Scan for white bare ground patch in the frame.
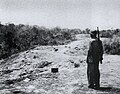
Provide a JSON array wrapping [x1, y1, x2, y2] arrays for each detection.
[[0, 34, 120, 94]]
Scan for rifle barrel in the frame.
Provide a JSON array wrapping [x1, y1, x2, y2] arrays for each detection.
[[97, 27, 100, 39]]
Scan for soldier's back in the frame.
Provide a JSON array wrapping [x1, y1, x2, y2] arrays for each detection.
[[90, 39, 103, 59]]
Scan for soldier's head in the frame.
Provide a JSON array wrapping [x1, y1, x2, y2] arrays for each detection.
[[90, 31, 97, 39]]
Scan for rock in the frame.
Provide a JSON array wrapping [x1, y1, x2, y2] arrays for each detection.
[[79, 59, 84, 63], [21, 60, 25, 62], [51, 68, 58, 73], [12, 90, 22, 94], [26, 51, 29, 53], [69, 60, 74, 63], [5, 80, 14, 85], [26, 62, 31, 65], [65, 46, 67, 48], [23, 78, 30, 82], [19, 72, 27, 77], [74, 47, 79, 50], [74, 63, 80, 68], [33, 55, 37, 59], [37, 61, 52, 68], [70, 51, 75, 54], [54, 48, 58, 52]]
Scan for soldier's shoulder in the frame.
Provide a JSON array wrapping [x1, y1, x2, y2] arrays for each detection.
[[90, 39, 102, 45], [90, 39, 96, 43], [93, 38, 102, 42], [97, 39, 102, 43]]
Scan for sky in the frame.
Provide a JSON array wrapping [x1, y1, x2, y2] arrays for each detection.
[[0, 0, 120, 30]]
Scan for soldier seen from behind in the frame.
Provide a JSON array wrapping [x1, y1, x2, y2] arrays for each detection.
[[87, 30, 103, 89]]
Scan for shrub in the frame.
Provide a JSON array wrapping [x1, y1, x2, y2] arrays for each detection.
[[100, 29, 120, 38], [0, 23, 77, 59], [103, 35, 120, 55]]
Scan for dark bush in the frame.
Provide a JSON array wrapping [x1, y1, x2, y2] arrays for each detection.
[[0, 23, 77, 59], [100, 29, 120, 38], [103, 35, 120, 55]]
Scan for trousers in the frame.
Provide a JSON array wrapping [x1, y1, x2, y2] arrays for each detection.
[[87, 61, 100, 87]]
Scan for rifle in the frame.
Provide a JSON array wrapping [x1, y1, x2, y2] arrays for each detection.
[[97, 27, 100, 40], [97, 27, 102, 64]]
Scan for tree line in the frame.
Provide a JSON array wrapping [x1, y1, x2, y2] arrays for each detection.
[[0, 23, 82, 59]]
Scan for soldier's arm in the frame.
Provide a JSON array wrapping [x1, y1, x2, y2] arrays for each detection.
[[99, 40, 104, 64], [87, 41, 92, 63], [88, 41, 93, 56], [101, 41, 104, 63]]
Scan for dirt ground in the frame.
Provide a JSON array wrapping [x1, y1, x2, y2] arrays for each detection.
[[0, 34, 120, 94]]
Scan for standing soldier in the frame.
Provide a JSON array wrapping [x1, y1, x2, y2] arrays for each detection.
[[87, 30, 103, 89]]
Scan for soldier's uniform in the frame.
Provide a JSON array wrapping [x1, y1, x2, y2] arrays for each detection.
[[87, 33, 103, 89]]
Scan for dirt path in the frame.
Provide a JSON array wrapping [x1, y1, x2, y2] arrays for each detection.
[[0, 34, 120, 94]]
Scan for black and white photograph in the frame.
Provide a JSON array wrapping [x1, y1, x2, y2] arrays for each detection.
[[0, 0, 120, 94]]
